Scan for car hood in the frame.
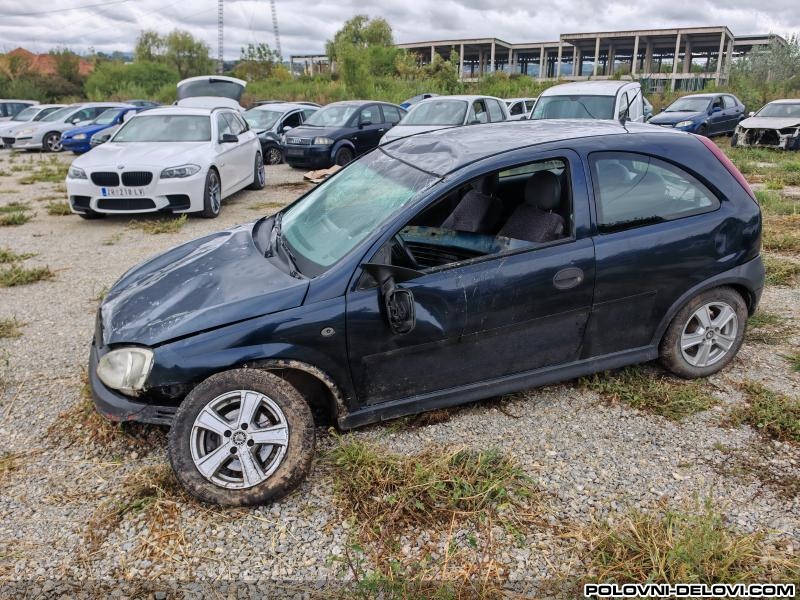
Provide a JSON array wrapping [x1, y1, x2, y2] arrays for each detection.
[[738, 116, 800, 130], [0, 121, 29, 135], [649, 111, 703, 125], [63, 123, 109, 138], [381, 124, 451, 143], [283, 125, 344, 140], [74, 141, 209, 169], [101, 221, 308, 346]]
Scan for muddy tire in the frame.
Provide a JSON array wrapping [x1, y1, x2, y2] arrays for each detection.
[[168, 369, 315, 506], [659, 287, 747, 379]]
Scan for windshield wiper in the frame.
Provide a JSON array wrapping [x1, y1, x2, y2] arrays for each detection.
[[268, 213, 302, 278]]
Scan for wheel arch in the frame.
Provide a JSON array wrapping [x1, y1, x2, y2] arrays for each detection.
[[243, 358, 347, 427], [331, 138, 355, 160]]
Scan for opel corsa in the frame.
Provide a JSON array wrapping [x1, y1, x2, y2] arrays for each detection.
[[89, 120, 764, 505]]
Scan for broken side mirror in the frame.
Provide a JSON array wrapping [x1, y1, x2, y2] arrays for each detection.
[[360, 263, 421, 335]]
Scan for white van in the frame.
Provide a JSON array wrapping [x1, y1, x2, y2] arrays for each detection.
[[529, 81, 645, 123]]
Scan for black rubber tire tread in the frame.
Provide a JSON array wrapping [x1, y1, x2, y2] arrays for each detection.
[[247, 153, 266, 190], [200, 168, 221, 219], [334, 146, 353, 166], [168, 369, 315, 506], [659, 286, 747, 379]]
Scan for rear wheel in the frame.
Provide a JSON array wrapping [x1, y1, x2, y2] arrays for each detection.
[[659, 287, 747, 379], [43, 132, 62, 152], [200, 168, 221, 218], [334, 146, 353, 166], [247, 153, 266, 190], [168, 369, 315, 506]]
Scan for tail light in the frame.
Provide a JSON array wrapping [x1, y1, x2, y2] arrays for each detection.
[[693, 135, 757, 203]]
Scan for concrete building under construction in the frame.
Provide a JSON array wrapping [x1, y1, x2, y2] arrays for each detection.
[[396, 26, 782, 91]]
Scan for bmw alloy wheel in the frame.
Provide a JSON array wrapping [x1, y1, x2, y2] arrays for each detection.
[[209, 170, 221, 214]]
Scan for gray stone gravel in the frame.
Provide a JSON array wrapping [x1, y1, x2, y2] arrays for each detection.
[[0, 147, 798, 595]]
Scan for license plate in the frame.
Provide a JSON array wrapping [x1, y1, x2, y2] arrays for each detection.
[[285, 148, 304, 157], [101, 187, 145, 197]]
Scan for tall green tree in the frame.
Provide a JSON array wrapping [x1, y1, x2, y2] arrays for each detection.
[[233, 43, 281, 81], [730, 35, 800, 105], [135, 30, 165, 63], [325, 15, 398, 93], [132, 29, 213, 78]]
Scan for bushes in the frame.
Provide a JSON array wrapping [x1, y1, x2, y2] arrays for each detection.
[[85, 61, 180, 101]]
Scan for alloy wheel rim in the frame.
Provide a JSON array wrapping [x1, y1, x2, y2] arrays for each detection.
[[47, 135, 61, 151], [209, 173, 220, 213], [190, 390, 289, 489], [336, 150, 351, 166], [267, 148, 282, 165], [257, 155, 266, 184], [680, 301, 738, 368]]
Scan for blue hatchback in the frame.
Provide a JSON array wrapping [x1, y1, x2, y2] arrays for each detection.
[[648, 93, 745, 136], [88, 120, 764, 505], [61, 106, 143, 153]]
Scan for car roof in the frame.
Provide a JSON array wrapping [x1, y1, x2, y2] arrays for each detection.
[[542, 81, 638, 96], [0, 99, 38, 103], [325, 100, 400, 107], [132, 106, 218, 117], [677, 93, 718, 99], [247, 102, 315, 112], [381, 119, 678, 177], [419, 95, 502, 102], [766, 99, 800, 104], [505, 97, 537, 102]]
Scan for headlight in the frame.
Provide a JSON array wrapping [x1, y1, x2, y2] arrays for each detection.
[[675, 120, 694, 128], [73, 133, 87, 140], [280, 134, 287, 144], [17, 127, 35, 136], [313, 137, 334, 145], [160, 164, 201, 179], [96, 347, 154, 395], [68, 166, 87, 180]]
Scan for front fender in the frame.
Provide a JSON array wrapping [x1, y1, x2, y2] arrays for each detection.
[[330, 138, 355, 160]]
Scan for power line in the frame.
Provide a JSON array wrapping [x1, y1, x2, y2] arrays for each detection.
[[9, 0, 133, 17]]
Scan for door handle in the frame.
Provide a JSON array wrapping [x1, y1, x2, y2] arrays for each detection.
[[553, 267, 584, 290]]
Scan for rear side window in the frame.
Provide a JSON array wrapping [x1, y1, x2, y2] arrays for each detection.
[[382, 105, 402, 124], [470, 100, 488, 123], [509, 101, 524, 116], [360, 106, 378, 124], [590, 152, 720, 233], [723, 96, 737, 109]]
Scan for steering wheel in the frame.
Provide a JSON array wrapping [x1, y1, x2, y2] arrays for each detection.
[[392, 234, 419, 270]]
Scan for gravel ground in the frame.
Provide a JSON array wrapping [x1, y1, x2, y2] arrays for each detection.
[[0, 147, 798, 597]]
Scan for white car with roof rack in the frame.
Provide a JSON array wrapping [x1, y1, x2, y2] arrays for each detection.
[[65, 106, 263, 220]]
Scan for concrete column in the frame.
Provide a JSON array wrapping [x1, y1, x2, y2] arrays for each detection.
[[632, 35, 640, 76], [430, 45, 435, 63], [682, 38, 692, 74], [608, 43, 616, 76], [459, 43, 464, 79], [671, 32, 681, 90], [508, 46, 513, 74], [539, 45, 545, 79], [593, 37, 600, 76], [715, 32, 726, 83], [644, 39, 653, 74], [556, 44, 563, 78], [573, 47, 581, 76], [723, 38, 734, 82], [490, 41, 496, 73], [478, 49, 484, 76]]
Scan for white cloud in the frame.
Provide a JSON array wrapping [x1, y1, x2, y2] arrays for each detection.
[[0, 0, 796, 60]]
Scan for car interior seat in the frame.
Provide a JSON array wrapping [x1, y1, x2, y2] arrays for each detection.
[[441, 174, 500, 234], [498, 171, 565, 242]]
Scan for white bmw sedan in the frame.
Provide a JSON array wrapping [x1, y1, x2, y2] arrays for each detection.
[[66, 106, 264, 219]]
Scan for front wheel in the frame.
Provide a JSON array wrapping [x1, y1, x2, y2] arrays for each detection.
[[696, 124, 708, 138], [334, 146, 354, 167], [168, 369, 315, 506], [43, 132, 62, 152], [247, 153, 266, 190], [265, 146, 283, 166], [200, 168, 221, 218], [659, 287, 747, 379]]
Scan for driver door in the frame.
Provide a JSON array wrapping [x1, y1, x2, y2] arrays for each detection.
[[352, 105, 384, 155]]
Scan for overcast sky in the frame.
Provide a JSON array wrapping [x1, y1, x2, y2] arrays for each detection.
[[1, 0, 798, 61]]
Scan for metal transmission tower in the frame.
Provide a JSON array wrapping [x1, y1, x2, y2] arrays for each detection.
[[217, 0, 224, 74], [270, 0, 282, 61]]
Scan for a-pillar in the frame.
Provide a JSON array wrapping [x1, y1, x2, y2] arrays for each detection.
[[631, 35, 640, 76], [592, 36, 600, 76], [671, 31, 682, 91]]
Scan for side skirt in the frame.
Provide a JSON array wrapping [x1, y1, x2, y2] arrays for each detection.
[[337, 345, 658, 429]]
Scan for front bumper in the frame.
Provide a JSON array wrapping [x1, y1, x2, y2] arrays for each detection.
[[61, 139, 91, 153], [89, 343, 177, 425], [283, 144, 333, 168], [11, 135, 44, 150], [66, 169, 206, 215], [734, 128, 800, 150]]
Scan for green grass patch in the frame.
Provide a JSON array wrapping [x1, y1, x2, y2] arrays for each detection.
[[0, 201, 30, 213], [580, 366, 717, 421], [46, 201, 72, 216], [0, 248, 35, 264], [755, 190, 798, 216], [746, 311, 792, 345], [762, 214, 800, 254], [0, 211, 32, 226], [579, 499, 799, 585], [128, 214, 187, 234], [17, 158, 69, 185], [763, 255, 800, 286], [0, 265, 54, 287], [786, 352, 800, 372], [0, 317, 24, 339], [729, 381, 800, 443]]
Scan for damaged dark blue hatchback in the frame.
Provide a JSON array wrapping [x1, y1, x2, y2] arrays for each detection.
[[90, 120, 764, 505]]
